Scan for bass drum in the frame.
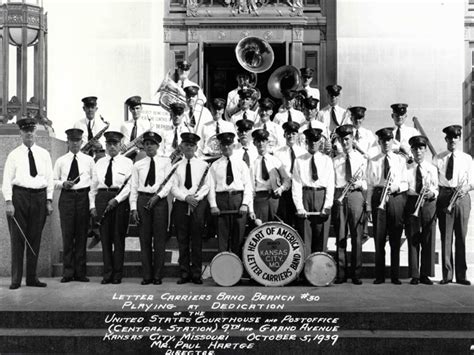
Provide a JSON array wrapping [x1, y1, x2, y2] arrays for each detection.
[[210, 252, 243, 287], [304, 252, 337, 287]]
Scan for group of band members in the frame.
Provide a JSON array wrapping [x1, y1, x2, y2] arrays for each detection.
[[2, 61, 473, 289]]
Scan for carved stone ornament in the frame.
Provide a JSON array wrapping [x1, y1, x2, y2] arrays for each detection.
[[241, 30, 250, 38], [164, 29, 170, 42], [218, 31, 226, 40], [188, 28, 198, 42], [186, 0, 199, 17], [293, 28, 303, 41], [263, 31, 273, 41], [288, 0, 303, 17]]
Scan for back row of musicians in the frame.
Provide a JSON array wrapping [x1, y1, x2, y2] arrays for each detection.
[[3, 60, 472, 290]]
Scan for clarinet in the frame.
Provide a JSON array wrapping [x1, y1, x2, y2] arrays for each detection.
[[187, 163, 211, 215], [97, 174, 132, 226], [143, 159, 182, 211]]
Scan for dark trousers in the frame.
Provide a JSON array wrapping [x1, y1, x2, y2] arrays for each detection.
[[137, 193, 168, 280], [58, 188, 90, 278], [333, 188, 365, 279], [405, 195, 436, 279], [371, 188, 407, 280], [7, 186, 47, 285], [173, 199, 207, 279], [215, 191, 247, 257], [254, 191, 279, 223], [296, 188, 330, 257], [277, 189, 296, 228], [437, 188, 470, 281], [96, 190, 130, 281]]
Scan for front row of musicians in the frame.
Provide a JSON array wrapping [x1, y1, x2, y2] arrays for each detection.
[[2, 118, 472, 289]]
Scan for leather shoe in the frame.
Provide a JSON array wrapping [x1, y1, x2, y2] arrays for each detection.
[[410, 278, 419, 285], [391, 278, 402, 285], [112, 279, 121, 285], [334, 278, 347, 284], [141, 279, 153, 285], [420, 276, 433, 285], [26, 280, 47, 287], [177, 277, 189, 285], [60, 277, 73, 283], [373, 279, 385, 284], [456, 279, 471, 286], [101, 279, 112, 284], [192, 278, 203, 285], [352, 278, 362, 285], [9, 283, 20, 290], [75, 277, 90, 282], [439, 279, 451, 285], [153, 279, 162, 285]]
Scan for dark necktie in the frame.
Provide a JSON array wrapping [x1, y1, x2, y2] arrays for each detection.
[[28, 148, 38, 177], [287, 110, 292, 123], [355, 129, 360, 141], [145, 157, 156, 187], [130, 121, 137, 142], [331, 107, 338, 126], [416, 164, 423, 193], [185, 159, 192, 189], [263, 122, 267, 131], [290, 147, 296, 174], [87, 120, 93, 141], [395, 127, 401, 142], [311, 155, 318, 181], [243, 111, 248, 120], [189, 107, 196, 127], [226, 157, 234, 185], [172, 127, 178, 149], [216, 121, 220, 135], [67, 154, 80, 183], [446, 153, 454, 181], [261, 157, 269, 181], [243, 148, 250, 167], [345, 156, 352, 182], [383, 155, 390, 179], [104, 157, 113, 187]]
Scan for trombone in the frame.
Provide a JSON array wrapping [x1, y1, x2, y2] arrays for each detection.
[[378, 169, 393, 210]]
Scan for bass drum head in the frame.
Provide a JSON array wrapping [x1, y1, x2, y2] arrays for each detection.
[[304, 252, 337, 287], [210, 252, 243, 287]]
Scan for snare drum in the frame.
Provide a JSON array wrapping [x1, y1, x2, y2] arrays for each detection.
[[304, 252, 337, 286], [210, 252, 243, 287]]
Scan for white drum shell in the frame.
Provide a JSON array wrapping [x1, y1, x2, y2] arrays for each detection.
[[304, 252, 337, 287], [210, 252, 243, 287]]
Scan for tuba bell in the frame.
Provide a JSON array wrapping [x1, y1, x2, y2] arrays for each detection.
[[267, 65, 302, 99], [156, 70, 188, 113], [235, 36, 274, 74]]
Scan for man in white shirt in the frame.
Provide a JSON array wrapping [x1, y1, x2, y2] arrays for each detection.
[[89, 131, 133, 284], [252, 98, 285, 152], [53, 128, 95, 283], [230, 88, 258, 125], [2, 118, 54, 289], [391, 103, 420, 162], [317, 85, 351, 133], [74, 96, 108, 155], [159, 102, 192, 159], [299, 97, 331, 154], [273, 89, 305, 126], [234, 118, 258, 168], [349, 106, 378, 159], [225, 72, 253, 120], [184, 85, 212, 132], [300, 67, 320, 104], [172, 60, 207, 104]]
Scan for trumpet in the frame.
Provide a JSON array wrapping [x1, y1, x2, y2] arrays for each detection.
[[337, 165, 364, 204], [411, 185, 429, 218], [377, 169, 393, 210], [446, 172, 468, 214]]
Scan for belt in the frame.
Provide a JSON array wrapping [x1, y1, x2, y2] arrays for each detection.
[[255, 190, 272, 196], [62, 187, 90, 193], [138, 191, 156, 197], [439, 186, 456, 192], [303, 186, 325, 191], [335, 187, 362, 192], [98, 187, 120, 192], [13, 185, 46, 193], [216, 190, 243, 195], [373, 186, 405, 196]]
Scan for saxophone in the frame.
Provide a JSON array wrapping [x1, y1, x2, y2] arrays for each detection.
[[120, 130, 150, 157], [81, 117, 110, 154]]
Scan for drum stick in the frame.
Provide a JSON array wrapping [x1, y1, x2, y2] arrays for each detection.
[[295, 211, 323, 217], [11, 216, 37, 256], [71, 172, 84, 185]]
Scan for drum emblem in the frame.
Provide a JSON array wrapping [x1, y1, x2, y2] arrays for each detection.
[[258, 238, 290, 272]]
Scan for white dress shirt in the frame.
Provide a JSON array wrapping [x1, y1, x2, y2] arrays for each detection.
[[178, 78, 207, 104], [2, 143, 54, 201], [299, 119, 330, 140], [252, 119, 285, 151], [406, 160, 438, 198], [303, 86, 320, 102], [129, 155, 172, 210], [225, 88, 241, 120], [120, 117, 153, 145], [317, 105, 351, 133], [53, 151, 95, 190], [392, 124, 420, 152], [89, 154, 133, 209], [171, 157, 210, 201], [274, 144, 306, 177], [158, 121, 193, 157], [234, 145, 259, 168], [190, 106, 213, 135], [74, 116, 108, 148], [353, 126, 378, 158], [230, 109, 258, 125], [291, 151, 335, 211], [251, 153, 291, 192], [273, 108, 306, 126], [198, 119, 236, 156], [433, 150, 474, 188], [333, 150, 367, 189]]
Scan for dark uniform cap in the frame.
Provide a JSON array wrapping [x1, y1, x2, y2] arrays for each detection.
[[390, 103, 408, 116], [216, 132, 235, 145], [82, 96, 97, 107], [304, 97, 320, 110], [236, 72, 251, 80], [303, 128, 323, 142], [212, 98, 226, 110], [180, 132, 200, 144], [258, 97, 275, 110], [282, 89, 298, 100], [65, 128, 84, 141], [251, 128, 270, 141], [184, 85, 199, 98], [442, 125, 462, 138], [142, 131, 162, 144], [375, 127, 395, 141], [177, 60, 191, 71], [104, 131, 124, 143], [408, 135, 428, 147], [282, 121, 300, 134], [17, 117, 37, 130], [349, 106, 367, 118], [238, 88, 254, 99], [300, 67, 314, 78], [335, 124, 355, 138], [125, 96, 142, 107], [170, 102, 186, 116], [236, 118, 254, 133], [326, 85, 342, 97]]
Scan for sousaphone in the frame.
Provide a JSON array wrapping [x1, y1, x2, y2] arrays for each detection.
[[235, 36, 274, 74], [267, 65, 302, 99]]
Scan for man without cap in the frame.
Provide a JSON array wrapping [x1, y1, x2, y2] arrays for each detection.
[[300, 67, 320, 104], [159, 102, 192, 159], [230, 88, 258, 125], [253, 98, 285, 152], [390, 103, 420, 162], [89, 131, 133, 284], [171, 133, 210, 285], [349, 106, 378, 159], [273, 89, 306, 126], [234, 118, 258, 169], [366, 127, 408, 285], [226, 72, 253, 120], [433, 125, 473, 285], [74, 96, 108, 153], [208, 132, 253, 256], [332, 124, 367, 285], [405, 135, 437, 286], [172, 60, 207, 104], [274, 121, 306, 228], [184, 85, 213, 132], [2, 118, 54, 289], [317, 85, 351, 133], [130, 131, 172, 285], [292, 128, 334, 255], [53, 128, 94, 283]]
